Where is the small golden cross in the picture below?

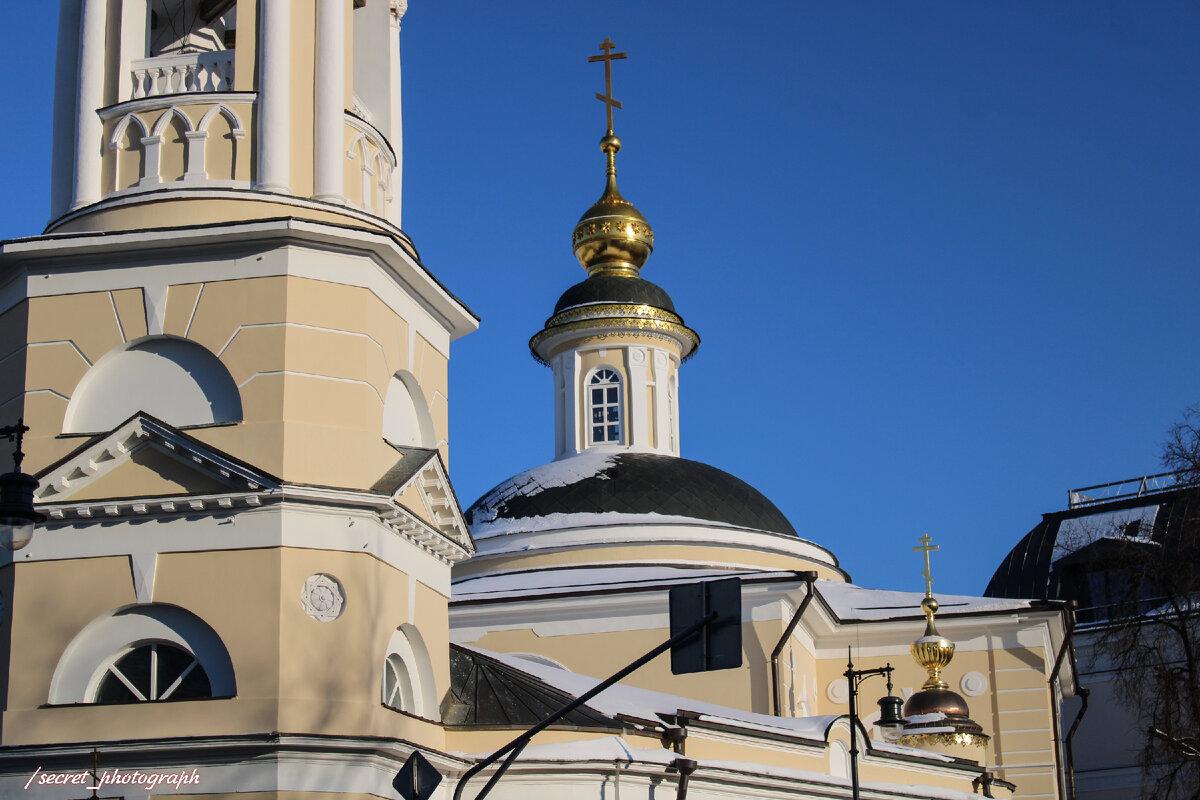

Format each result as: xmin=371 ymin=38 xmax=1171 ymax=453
xmin=588 ymin=37 xmax=627 ymax=133
xmin=913 ymin=533 xmax=939 ymax=598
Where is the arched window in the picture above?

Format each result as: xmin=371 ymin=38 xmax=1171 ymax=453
xmin=95 ymin=641 xmax=213 ymax=704
xmin=380 ymin=624 xmax=437 ymax=718
xmin=588 ymin=368 xmax=622 ymax=444
xmin=382 ymin=653 xmax=414 ymax=712
xmin=49 ymin=604 xmax=235 ymax=706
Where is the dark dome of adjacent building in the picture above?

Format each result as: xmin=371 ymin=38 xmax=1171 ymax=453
xmin=466 ymin=452 xmax=796 ymax=538
xmin=553 ymin=275 xmax=676 ymax=315
xmin=985 ymin=487 xmax=1200 ymax=616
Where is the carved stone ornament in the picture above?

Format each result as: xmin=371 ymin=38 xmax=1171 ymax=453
xmin=960 ymin=671 xmax=988 ymax=697
xmin=301 ymin=574 xmax=345 ymax=622
xmin=826 ymin=678 xmax=849 ymax=704
xmin=390 ymin=0 xmax=408 ymax=22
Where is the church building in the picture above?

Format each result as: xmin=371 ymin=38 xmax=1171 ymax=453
xmin=0 ymin=3 xmax=1079 ymax=799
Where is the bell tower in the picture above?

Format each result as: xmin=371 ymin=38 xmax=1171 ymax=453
xmin=0 ymin=2 xmax=476 ymax=795
xmin=50 ymin=0 xmax=409 ymax=232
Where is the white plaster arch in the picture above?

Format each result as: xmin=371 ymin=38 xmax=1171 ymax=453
xmin=48 ymin=603 xmax=236 ymax=705
xmin=829 ymin=739 xmax=851 ymax=780
xmin=63 ymin=335 xmax=242 ymax=434
xmin=381 ymin=623 xmax=438 ymax=718
xmin=109 ymin=112 xmax=150 ymax=149
xmin=197 ymin=103 xmax=245 ymax=135
xmin=150 ymin=105 xmax=194 ymax=137
xmin=382 ymin=370 xmax=435 ymax=448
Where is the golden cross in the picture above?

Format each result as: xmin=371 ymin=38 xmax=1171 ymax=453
xmin=913 ymin=533 xmax=939 ymax=597
xmin=588 ymin=37 xmax=627 ymax=133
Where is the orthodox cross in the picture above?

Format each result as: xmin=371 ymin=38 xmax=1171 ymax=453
xmin=589 ymin=38 xmax=627 ymax=133
xmin=913 ymin=533 xmax=939 ymax=597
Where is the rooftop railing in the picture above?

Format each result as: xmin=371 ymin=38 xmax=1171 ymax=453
xmin=1068 ymin=471 xmax=1182 ymax=509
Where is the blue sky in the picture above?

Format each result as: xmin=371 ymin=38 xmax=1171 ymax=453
xmin=2 ymin=3 xmax=1199 ymax=597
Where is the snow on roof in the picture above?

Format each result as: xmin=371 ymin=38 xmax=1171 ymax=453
xmin=452 ymin=565 xmax=776 ymax=599
xmin=458 ymin=736 xmax=972 ymax=798
xmin=816 ymin=580 xmax=1036 ymax=621
xmin=464 ymin=644 xmax=839 ymax=740
xmin=469 ymin=452 xmax=617 ymax=524
xmin=1053 ymin=504 xmax=1161 ymax=561
xmin=471 ymin=509 xmax=726 ymax=538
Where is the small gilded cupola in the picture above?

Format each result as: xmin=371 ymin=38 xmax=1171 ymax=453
xmin=531 ymin=39 xmax=698 ymax=460
xmin=899 ymin=535 xmax=990 ymax=757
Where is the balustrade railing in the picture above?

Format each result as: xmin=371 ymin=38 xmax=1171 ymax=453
xmin=130 ymin=51 xmax=235 ymax=99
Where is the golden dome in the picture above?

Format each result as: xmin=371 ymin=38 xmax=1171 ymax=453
xmin=900 ymin=588 xmax=989 ymax=749
xmin=571 ymin=134 xmax=654 ymax=278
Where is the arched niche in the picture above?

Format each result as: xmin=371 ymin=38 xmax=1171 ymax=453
xmin=382 ymin=370 xmax=435 ymax=449
xmin=63 ymin=336 xmax=242 ymax=434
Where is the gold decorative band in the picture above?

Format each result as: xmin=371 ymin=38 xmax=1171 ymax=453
xmin=898 ymin=731 xmax=990 ymax=748
xmin=529 ymin=315 xmax=700 ymax=365
xmin=546 ymin=302 xmax=684 ymax=327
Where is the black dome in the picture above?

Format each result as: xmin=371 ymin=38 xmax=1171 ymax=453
xmin=985 ymin=487 xmax=1200 ymax=618
xmin=553 ymin=275 xmax=676 ymax=315
xmin=466 ymin=452 xmax=796 ymax=537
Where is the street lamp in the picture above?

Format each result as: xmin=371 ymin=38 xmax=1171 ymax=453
xmin=0 ymin=419 xmax=43 ymax=550
xmin=844 ymin=648 xmax=905 ymax=800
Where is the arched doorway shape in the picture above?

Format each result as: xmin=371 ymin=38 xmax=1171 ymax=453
xmin=63 ymin=336 xmax=242 ymax=434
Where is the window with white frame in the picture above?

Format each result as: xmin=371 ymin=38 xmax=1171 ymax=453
xmin=95 ymin=641 xmax=213 ymax=704
xmin=589 ymin=368 xmax=622 ymax=444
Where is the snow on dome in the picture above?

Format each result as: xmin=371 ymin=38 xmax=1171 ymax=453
xmin=465 ymin=451 xmax=798 ymax=539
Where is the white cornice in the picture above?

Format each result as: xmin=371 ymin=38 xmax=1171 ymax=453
xmin=0 ymin=217 xmax=478 ymax=343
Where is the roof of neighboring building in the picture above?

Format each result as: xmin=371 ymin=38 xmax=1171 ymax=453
xmin=465 ymin=451 xmax=797 ymax=538
xmin=985 ymin=485 xmax=1200 ymax=604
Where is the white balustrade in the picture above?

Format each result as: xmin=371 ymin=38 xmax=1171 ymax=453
xmin=130 ymin=51 xmax=235 ymax=99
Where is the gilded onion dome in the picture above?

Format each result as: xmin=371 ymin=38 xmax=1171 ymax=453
xmin=531 ymin=132 xmax=698 ymax=365
xmin=899 ymin=591 xmax=990 ymax=749
xmin=572 ymin=134 xmax=654 ymax=278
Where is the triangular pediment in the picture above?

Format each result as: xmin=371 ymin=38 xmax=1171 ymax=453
xmin=373 ymin=446 xmax=474 ymax=553
xmin=36 ymin=413 xmax=278 ymax=506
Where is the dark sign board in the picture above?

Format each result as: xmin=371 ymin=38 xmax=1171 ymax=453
xmin=668 ymin=577 xmax=742 ymax=675
xmin=394 ymin=750 xmax=442 ymax=800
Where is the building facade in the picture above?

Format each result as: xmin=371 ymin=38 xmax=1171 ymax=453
xmin=0 ymin=3 xmax=1079 ymax=799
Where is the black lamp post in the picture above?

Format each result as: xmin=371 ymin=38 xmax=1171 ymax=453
xmin=0 ymin=419 xmax=43 ymax=551
xmin=844 ymin=648 xmax=906 ymax=800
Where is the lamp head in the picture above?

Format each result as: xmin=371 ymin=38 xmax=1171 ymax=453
xmin=0 ymin=470 xmax=43 ymax=551
xmin=876 ymin=692 xmax=906 ymax=742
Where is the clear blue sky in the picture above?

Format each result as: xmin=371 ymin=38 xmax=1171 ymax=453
xmin=2 ymin=3 xmax=1198 ymax=597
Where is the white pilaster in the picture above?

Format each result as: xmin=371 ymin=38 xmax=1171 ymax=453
xmin=183 ymin=131 xmax=208 ymax=183
xmin=118 ymin=0 xmax=150 ymax=102
xmin=627 ymin=346 xmax=649 ymax=449
xmin=50 ymin=0 xmax=83 ymax=219
xmin=552 ymin=352 xmax=567 ymax=459
xmin=313 ymin=0 xmax=346 ymax=203
xmin=257 ymin=0 xmax=292 ymax=193
xmin=652 ymin=349 xmax=671 ymax=454
xmin=563 ymin=352 xmax=580 ymax=457
xmin=71 ymin=0 xmax=107 ymax=210
xmin=387 ymin=1 xmax=406 ymax=226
